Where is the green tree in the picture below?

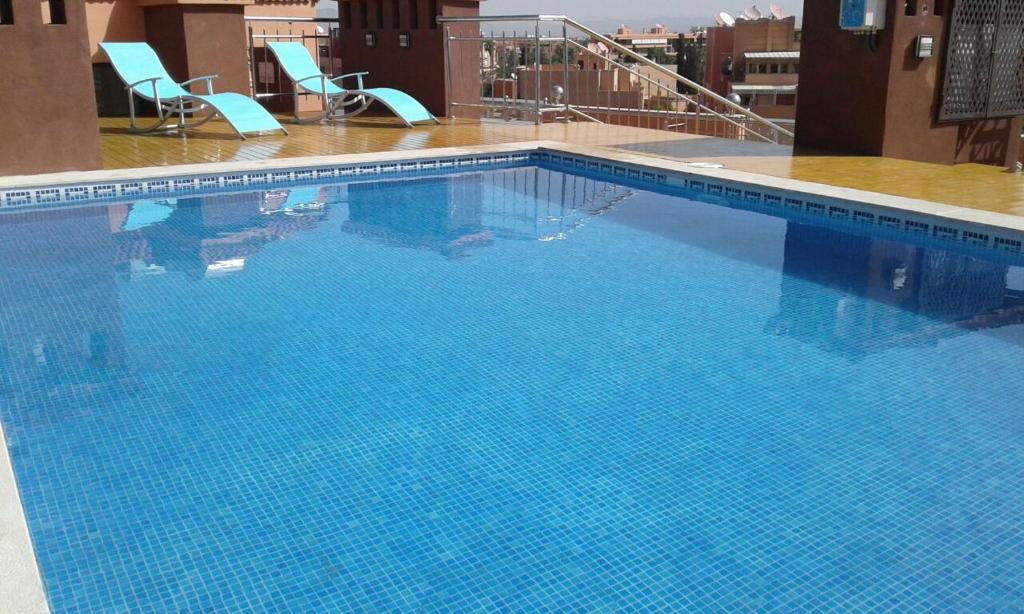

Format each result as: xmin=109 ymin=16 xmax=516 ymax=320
xmin=497 ymin=48 xmax=519 ymax=79
xmin=524 ymin=45 xmax=552 ymax=66
xmin=676 ymin=33 xmax=705 ymax=90
xmin=645 ymin=47 xmax=670 ymax=64
xmin=551 ymin=43 xmax=579 ymax=66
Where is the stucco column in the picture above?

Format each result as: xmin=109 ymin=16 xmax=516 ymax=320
xmin=334 ymin=0 xmax=482 ymax=117
xmin=0 ymin=0 xmax=102 ymax=175
xmin=140 ymin=0 xmax=253 ymax=96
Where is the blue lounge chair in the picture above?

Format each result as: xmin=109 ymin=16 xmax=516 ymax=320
xmin=99 ymin=42 xmax=287 ymax=139
xmin=266 ymin=42 xmax=439 ymax=128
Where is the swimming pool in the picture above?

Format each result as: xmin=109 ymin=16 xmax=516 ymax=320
xmin=2 ymin=162 xmax=1023 ymax=612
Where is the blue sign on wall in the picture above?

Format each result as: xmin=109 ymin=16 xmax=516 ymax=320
xmin=840 ymin=0 xmax=868 ymax=28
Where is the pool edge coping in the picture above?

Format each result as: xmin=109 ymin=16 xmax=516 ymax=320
xmin=1 ymin=139 xmax=1023 ymax=240
xmin=0 ymin=420 xmax=51 ymax=614
xmin=546 ymin=142 xmax=1024 ymax=236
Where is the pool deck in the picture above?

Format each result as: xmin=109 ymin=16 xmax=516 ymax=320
xmin=93 ymin=116 xmax=1024 ymax=219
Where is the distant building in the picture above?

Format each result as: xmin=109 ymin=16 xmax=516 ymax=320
xmin=579 ymin=42 xmax=614 ymax=70
xmin=608 ymin=24 xmax=679 ymax=56
xmin=704 ymin=15 xmax=800 ymax=120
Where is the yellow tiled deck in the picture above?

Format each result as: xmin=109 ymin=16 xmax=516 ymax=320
xmin=98 ymin=116 xmax=1024 ymax=218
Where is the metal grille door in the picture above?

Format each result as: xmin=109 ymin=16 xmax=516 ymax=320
xmin=939 ymin=0 xmax=1024 ymax=121
xmin=988 ymin=0 xmax=1024 ymax=115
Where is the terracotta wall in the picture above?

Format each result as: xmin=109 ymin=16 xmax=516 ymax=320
xmin=85 ymin=0 xmax=146 ymax=59
xmin=334 ymin=0 xmax=481 ymax=117
xmin=703 ymin=26 xmax=734 ymax=97
xmin=744 ymin=72 xmax=798 ymax=86
xmin=734 ymin=17 xmax=798 ymax=55
xmin=793 ymin=2 xmax=890 ymax=156
xmin=514 ymin=67 xmax=639 ymax=107
xmin=704 ymin=18 xmax=798 ymax=94
xmin=143 ymin=4 xmax=251 ymax=95
xmin=750 ymin=102 xmax=796 ymax=120
xmin=796 ymin=0 xmax=1021 ymax=167
xmin=0 ymin=0 xmax=102 ymax=175
xmin=881 ymin=8 xmax=1020 ymax=166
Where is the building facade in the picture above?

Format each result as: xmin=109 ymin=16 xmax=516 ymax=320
xmin=796 ymin=0 xmax=1022 ymax=166
xmin=0 ymin=0 xmax=103 ymax=174
xmin=609 ymin=24 xmax=678 ymax=57
xmin=703 ymin=15 xmax=800 ymax=121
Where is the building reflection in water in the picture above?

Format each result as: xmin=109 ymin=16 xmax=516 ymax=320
xmin=1 ymin=204 xmax=131 ymax=427
xmin=766 ymin=223 xmax=1024 ymax=357
xmin=0 ymin=188 xmax=330 ymax=420
xmin=343 ymin=167 xmax=633 ymax=259
xmin=3 ymin=174 xmax=1023 ymax=415
xmin=114 ymin=188 xmax=328 ymax=280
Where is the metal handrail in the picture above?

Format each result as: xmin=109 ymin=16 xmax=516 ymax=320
xmin=438 ymin=13 xmax=794 ymax=143
xmin=563 ymin=16 xmax=793 ymax=140
xmin=562 ymin=39 xmax=776 ymax=144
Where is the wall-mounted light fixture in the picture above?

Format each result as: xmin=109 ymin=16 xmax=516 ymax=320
xmin=365 ymin=32 xmax=377 ymax=47
xmin=915 ymin=34 xmax=934 ymax=58
xmin=399 ymin=32 xmax=411 ymax=48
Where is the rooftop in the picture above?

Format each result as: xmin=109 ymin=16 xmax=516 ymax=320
xmin=93 ymin=116 xmax=1024 ymax=219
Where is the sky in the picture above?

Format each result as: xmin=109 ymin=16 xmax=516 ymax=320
xmin=318 ymin=1 xmax=803 ymax=30
xmin=482 ymin=0 xmax=802 ymax=30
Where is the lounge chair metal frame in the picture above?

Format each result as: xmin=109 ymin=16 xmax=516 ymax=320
xmin=289 ymin=72 xmax=374 ymax=124
xmin=289 ymin=71 xmax=440 ymax=128
xmin=124 ymin=75 xmax=216 ymax=135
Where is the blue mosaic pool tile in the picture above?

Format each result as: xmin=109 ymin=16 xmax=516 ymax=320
xmin=1 ymin=166 xmax=1023 ymax=612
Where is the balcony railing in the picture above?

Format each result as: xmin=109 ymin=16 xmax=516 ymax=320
xmin=437 ymin=14 xmax=795 ymax=145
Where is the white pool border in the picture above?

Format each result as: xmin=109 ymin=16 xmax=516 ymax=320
xmin=2 ymin=139 xmax=1024 ymax=612
xmin=0 ymin=423 xmax=50 ymax=613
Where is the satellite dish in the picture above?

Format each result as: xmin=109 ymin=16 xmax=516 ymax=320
xmin=770 ymin=3 xmax=786 ymax=19
xmin=735 ymin=13 xmax=750 ymax=20
xmin=744 ymin=5 xmax=763 ymax=19
xmin=719 ymin=11 xmax=736 ymax=26
xmin=714 ymin=13 xmax=725 ymax=26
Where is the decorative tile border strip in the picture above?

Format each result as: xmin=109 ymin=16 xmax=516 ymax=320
xmin=0 ymin=152 xmax=533 ymax=211
xmin=537 ymin=150 xmax=1024 ymax=259
xmin=3 ymin=145 xmax=1022 ymax=260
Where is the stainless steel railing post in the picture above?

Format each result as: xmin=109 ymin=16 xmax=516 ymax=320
xmin=444 ymin=24 xmax=454 ymax=121
xmin=562 ymin=21 xmax=570 ymax=121
xmin=534 ymin=20 xmax=542 ymax=125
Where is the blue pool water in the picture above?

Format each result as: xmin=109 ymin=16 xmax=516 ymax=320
xmin=1 ymin=165 xmax=1023 ymax=612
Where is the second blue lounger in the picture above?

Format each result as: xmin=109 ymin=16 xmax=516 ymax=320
xmin=266 ymin=42 xmax=439 ymax=128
